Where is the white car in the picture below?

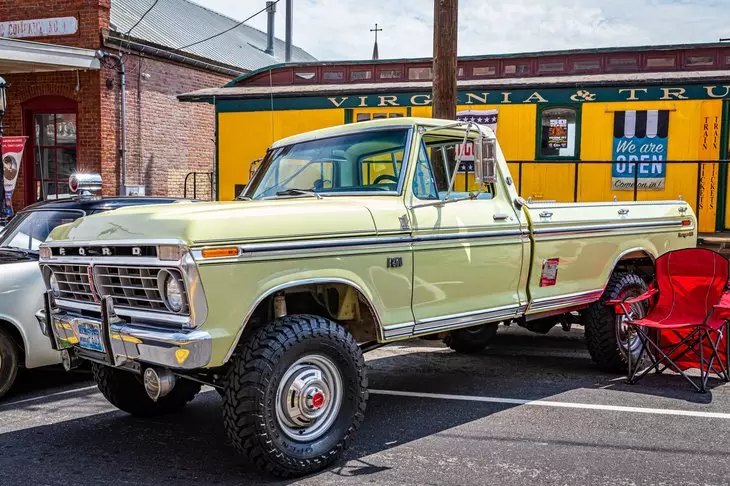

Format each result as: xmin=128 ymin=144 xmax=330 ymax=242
xmin=0 ymin=175 xmax=186 ymax=398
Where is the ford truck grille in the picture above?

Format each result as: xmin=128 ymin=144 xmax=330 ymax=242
xmin=93 ymin=265 xmax=188 ymax=314
xmin=47 ymin=264 xmax=96 ymax=302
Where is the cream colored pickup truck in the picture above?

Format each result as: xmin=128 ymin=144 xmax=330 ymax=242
xmin=37 ymin=118 xmax=695 ymax=477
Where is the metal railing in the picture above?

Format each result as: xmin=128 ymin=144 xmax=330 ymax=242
xmin=183 ymin=171 xmax=215 ymax=200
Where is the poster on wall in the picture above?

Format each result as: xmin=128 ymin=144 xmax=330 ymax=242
xmin=3 ymin=136 xmax=27 ymax=218
xmin=611 ymin=110 xmax=669 ymax=191
xmin=548 ymin=118 xmax=568 ymax=148
xmin=455 ymin=109 xmax=498 ymax=172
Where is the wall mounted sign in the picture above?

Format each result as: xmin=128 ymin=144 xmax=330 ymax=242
xmin=611 ymin=110 xmax=669 ymax=191
xmin=548 ymin=118 xmax=568 ymax=149
xmin=455 ymin=109 xmax=498 ymax=172
xmin=2 ymin=136 xmax=27 ymax=218
xmin=0 ymin=17 xmax=78 ymax=39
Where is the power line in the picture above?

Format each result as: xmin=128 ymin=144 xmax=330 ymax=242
xmin=177 ymin=0 xmax=282 ymax=50
xmin=124 ymin=0 xmax=160 ymax=37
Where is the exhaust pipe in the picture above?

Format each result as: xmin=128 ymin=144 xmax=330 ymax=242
xmin=143 ymin=367 xmax=176 ymax=401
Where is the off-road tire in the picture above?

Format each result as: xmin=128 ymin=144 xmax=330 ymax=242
xmin=92 ymin=363 xmax=201 ymax=417
xmin=444 ymin=323 xmax=499 ymax=353
xmin=222 ymin=314 xmax=368 ymax=478
xmin=0 ymin=328 xmax=20 ymax=399
xmin=583 ymin=273 xmax=648 ymax=372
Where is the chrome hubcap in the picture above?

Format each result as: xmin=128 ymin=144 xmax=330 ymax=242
xmin=275 ymin=355 xmax=343 ymax=441
xmin=615 ymin=291 xmax=646 ymax=358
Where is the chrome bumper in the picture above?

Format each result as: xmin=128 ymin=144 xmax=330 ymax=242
xmin=35 ymin=293 xmax=212 ymax=370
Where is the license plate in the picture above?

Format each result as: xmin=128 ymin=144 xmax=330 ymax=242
xmin=77 ymin=322 xmax=105 ymax=352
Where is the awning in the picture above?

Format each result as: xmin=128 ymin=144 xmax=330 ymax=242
xmin=0 ymin=37 xmax=100 ymax=74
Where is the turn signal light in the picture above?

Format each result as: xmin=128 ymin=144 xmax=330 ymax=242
xmin=201 ymin=247 xmax=240 ymax=259
xmin=39 ymin=246 xmax=52 ymax=259
xmin=681 ymin=219 xmax=692 ymax=226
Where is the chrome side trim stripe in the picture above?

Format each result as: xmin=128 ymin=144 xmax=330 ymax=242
xmin=527 ymin=289 xmax=604 ymax=313
xmin=533 ymin=220 xmax=685 ymax=236
xmin=382 ymin=322 xmax=415 ymax=340
xmin=412 ymin=303 xmax=525 ymax=337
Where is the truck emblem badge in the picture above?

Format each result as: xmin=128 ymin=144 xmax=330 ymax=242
xmin=386 ymin=256 xmax=403 ymax=269
xmin=78 ymin=247 xmax=86 ymax=256
xmin=102 ymin=247 xmax=112 ymax=256
xmin=132 ymin=247 xmax=141 ymax=256
xmin=398 ymin=215 xmax=410 ymax=231
xmin=59 ymin=248 xmax=66 ymax=256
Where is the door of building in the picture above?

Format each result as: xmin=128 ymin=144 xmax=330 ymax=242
xmin=23 ymin=96 xmax=78 ymax=203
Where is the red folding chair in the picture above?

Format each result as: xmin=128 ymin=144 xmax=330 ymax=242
xmin=608 ymin=248 xmax=730 ymax=392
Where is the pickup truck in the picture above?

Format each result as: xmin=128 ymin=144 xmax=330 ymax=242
xmin=36 ymin=118 xmax=695 ymax=477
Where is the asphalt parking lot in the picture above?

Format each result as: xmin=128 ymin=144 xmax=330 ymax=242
xmin=2 ymin=325 xmax=730 ymax=486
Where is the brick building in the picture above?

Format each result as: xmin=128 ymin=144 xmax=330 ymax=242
xmin=0 ymin=0 xmax=315 ymax=213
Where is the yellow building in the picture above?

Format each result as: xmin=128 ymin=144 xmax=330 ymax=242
xmin=180 ymin=42 xmax=730 ymax=234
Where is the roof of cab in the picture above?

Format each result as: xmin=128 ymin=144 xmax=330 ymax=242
xmin=270 ymin=117 xmax=488 ymax=149
xmin=18 ymin=196 xmax=190 ymax=213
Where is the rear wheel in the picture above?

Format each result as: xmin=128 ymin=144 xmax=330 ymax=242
xmin=583 ymin=273 xmax=649 ymax=372
xmin=92 ymin=364 xmax=201 ymax=417
xmin=222 ymin=314 xmax=368 ymax=478
xmin=0 ymin=328 xmax=20 ymax=399
xmin=444 ymin=323 xmax=499 ymax=354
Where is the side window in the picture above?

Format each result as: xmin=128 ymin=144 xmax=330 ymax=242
xmin=412 ymin=143 xmax=438 ymax=200
xmin=360 ymin=150 xmax=403 ymax=186
xmin=413 ymin=136 xmax=495 ymax=200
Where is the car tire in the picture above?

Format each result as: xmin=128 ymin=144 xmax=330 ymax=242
xmin=222 ymin=314 xmax=368 ymax=478
xmin=0 ymin=328 xmax=20 ymax=399
xmin=444 ymin=323 xmax=499 ymax=353
xmin=92 ymin=363 xmax=201 ymax=417
xmin=583 ymin=272 xmax=649 ymax=373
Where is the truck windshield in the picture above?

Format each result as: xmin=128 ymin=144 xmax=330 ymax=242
xmin=247 ymin=128 xmax=410 ymax=199
xmin=0 ymin=210 xmax=81 ymax=253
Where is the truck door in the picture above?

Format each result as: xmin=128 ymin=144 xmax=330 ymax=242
xmin=407 ymin=134 xmax=526 ymax=335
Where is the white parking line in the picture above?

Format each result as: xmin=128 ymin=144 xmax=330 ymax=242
xmin=0 ymin=385 xmax=99 ymax=409
xmin=370 ymin=389 xmax=730 ymax=420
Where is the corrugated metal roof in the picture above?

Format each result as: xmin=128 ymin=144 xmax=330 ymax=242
xmin=110 ymin=0 xmax=317 ymax=72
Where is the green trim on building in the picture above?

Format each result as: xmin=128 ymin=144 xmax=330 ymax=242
xmin=534 ymin=104 xmax=583 ymax=162
xmin=344 ymin=108 xmax=353 ymax=124
xmin=717 ymin=100 xmax=730 ymax=231
xmin=215 ymin=84 xmax=730 ymax=112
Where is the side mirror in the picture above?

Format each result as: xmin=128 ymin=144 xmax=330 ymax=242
xmin=474 ymin=137 xmax=497 ymax=184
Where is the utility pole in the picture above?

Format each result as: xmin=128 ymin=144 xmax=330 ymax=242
xmin=285 ymin=0 xmax=293 ymax=62
xmin=432 ymin=0 xmax=458 ymax=120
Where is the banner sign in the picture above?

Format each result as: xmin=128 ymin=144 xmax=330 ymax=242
xmin=3 ymin=136 xmax=27 ymax=218
xmin=455 ymin=109 xmax=498 ymax=172
xmin=611 ymin=110 xmax=669 ymax=191
xmin=548 ymin=118 xmax=568 ymax=148
xmin=0 ymin=17 xmax=78 ymax=39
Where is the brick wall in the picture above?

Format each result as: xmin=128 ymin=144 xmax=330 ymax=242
xmin=100 ymin=51 xmax=231 ymax=199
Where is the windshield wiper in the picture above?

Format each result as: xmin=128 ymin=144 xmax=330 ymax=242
xmin=275 ymin=189 xmax=322 ymax=200
xmin=0 ymin=246 xmax=37 ymax=257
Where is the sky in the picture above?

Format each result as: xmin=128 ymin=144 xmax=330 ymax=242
xmin=197 ymin=0 xmax=730 ymax=61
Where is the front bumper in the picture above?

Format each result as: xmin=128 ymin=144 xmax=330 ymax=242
xmin=35 ymin=292 xmax=212 ymax=370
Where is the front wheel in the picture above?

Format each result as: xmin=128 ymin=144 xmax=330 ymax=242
xmin=0 ymin=328 xmax=20 ymax=399
xmin=583 ymin=273 xmax=649 ymax=372
xmin=92 ymin=364 xmax=201 ymax=417
xmin=222 ymin=314 xmax=368 ymax=478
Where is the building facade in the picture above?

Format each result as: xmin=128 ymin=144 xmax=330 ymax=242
xmin=0 ymin=0 xmax=315 ymax=213
xmin=181 ymin=43 xmax=730 ymax=234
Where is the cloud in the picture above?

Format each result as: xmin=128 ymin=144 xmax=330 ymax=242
xmin=196 ymin=0 xmax=729 ymax=60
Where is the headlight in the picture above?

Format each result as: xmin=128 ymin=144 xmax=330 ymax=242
xmin=164 ymin=273 xmax=184 ymax=313
xmin=49 ymin=272 xmax=61 ymax=297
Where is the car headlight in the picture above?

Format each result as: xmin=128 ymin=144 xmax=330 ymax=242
xmin=49 ymin=272 xmax=61 ymax=297
xmin=164 ymin=272 xmax=184 ymax=313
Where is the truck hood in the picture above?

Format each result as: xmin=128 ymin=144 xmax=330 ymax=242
xmin=46 ymin=199 xmax=379 ymax=245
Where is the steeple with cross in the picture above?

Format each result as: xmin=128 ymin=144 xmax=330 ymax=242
xmin=370 ymin=23 xmax=382 ymax=60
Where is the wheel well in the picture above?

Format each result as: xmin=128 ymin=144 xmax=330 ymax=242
xmin=612 ymin=250 xmax=655 ymax=283
xmin=0 ymin=319 xmax=25 ymax=366
xmin=238 ymin=282 xmax=381 ymax=348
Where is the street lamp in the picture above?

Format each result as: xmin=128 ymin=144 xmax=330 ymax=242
xmin=0 ymin=76 xmax=6 ymax=224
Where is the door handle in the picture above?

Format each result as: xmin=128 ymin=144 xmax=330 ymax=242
xmin=539 ymin=211 xmax=553 ymax=218
xmin=493 ymin=213 xmax=509 ymax=221
xmin=618 ymin=208 xmax=630 ymax=216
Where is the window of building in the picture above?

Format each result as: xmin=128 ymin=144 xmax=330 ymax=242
xmin=356 ymin=112 xmax=405 ymax=122
xmin=408 ymin=67 xmax=432 ymax=80
xmin=538 ymin=61 xmax=565 ymax=73
xmin=647 ymin=57 xmax=676 ymax=68
xmin=607 ymin=57 xmax=638 ymax=69
xmin=572 ymin=59 xmax=600 ymax=71
xmin=504 ymin=63 xmax=529 ymax=75
xmin=537 ymin=106 xmax=580 ymax=159
xmin=351 ymin=70 xmax=372 ymax=81
xmin=33 ymin=113 xmax=77 ymax=200
xmin=294 ymin=71 xmax=316 ymax=80
xmin=725 ymin=55 xmax=730 ymax=66
xmin=323 ymin=71 xmax=344 ymax=81
xmin=457 ymin=67 xmax=465 ymax=77
xmin=686 ymin=55 xmax=715 ymax=67
xmin=473 ymin=65 xmax=496 ymax=76
xmin=379 ymin=69 xmax=402 ymax=79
